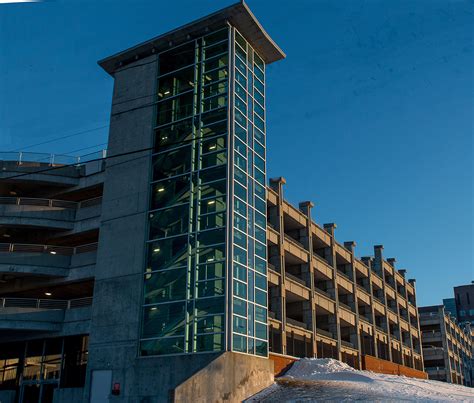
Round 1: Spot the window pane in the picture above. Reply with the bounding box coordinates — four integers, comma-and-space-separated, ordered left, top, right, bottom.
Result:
255, 289, 266, 306
195, 333, 224, 352
158, 66, 195, 100
153, 146, 192, 181
200, 196, 226, 214
233, 315, 247, 334
235, 123, 246, 142
155, 118, 194, 152
195, 296, 225, 316
235, 96, 247, 115
255, 323, 266, 340
203, 28, 228, 46
203, 81, 228, 98
235, 109, 246, 127
255, 182, 265, 200
254, 77, 264, 94
148, 235, 189, 271
201, 150, 226, 169
159, 42, 195, 76
199, 211, 226, 230
233, 333, 246, 352
254, 89, 264, 107
197, 279, 224, 298
255, 273, 267, 291
254, 114, 265, 132
234, 213, 246, 232
254, 196, 265, 215
202, 119, 227, 138
254, 154, 265, 172
233, 262, 246, 282
235, 82, 246, 100
197, 261, 225, 280
204, 41, 228, 59
144, 268, 187, 304
234, 197, 246, 216
203, 67, 228, 83
197, 228, 225, 247
203, 95, 227, 111
196, 315, 224, 334
234, 228, 246, 249
149, 204, 189, 239
235, 55, 246, 74
234, 182, 246, 202
233, 297, 246, 316
254, 65, 264, 83
200, 165, 226, 183
157, 92, 194, 126
235, 32, 247, 52
142, 301, 186, 338
233, 245, 247, 265
234, 166, 246, 186
198, 244, 225, 264
254, 168, 265, 186
255, 305, 267, 323
255, 256, 266, 275
204, 54, 228, 72
254, 53, 264, 72
235, 69, 247, 87
255, 340, 268, 356
140, 337, 185, 356
151, 176, 191, 210
254, 101, 264, 119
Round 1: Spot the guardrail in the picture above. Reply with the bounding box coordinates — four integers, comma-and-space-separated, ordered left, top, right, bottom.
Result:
340, 340, 354, 348
285, 272, 307, 286
0, 150, 107, 167
1, 296, 93, 309
316, 328, 333, 339
0, 242, 98, 255
0, 196, 102, 210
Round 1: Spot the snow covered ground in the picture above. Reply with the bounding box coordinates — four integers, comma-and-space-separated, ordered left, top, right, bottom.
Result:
247, 358, 474, 402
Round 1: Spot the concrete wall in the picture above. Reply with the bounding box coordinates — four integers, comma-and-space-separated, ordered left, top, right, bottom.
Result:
53, 387, 84, 403
173, 352, 274, 403
84, 53, 160, 401
0, 390, 15, 403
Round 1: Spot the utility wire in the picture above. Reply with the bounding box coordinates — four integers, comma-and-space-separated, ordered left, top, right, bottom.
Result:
10, 125, 109, 152
3, 133, 203, 181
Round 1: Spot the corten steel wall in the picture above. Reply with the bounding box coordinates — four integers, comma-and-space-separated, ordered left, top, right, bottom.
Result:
268, 353, 297, 376
362, 355, 428, 379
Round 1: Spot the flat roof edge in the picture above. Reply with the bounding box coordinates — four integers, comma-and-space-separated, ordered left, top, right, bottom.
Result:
98, 1, 285, 75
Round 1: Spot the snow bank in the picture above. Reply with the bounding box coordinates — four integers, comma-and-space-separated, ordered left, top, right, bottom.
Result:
247, 358, 474, 402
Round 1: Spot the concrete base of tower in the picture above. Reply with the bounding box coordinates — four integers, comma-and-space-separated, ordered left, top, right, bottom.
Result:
173, 352, 274, 402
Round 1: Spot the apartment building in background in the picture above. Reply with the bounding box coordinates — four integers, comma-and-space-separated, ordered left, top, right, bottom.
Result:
419, 305, 472, 386
0, 2, 427, 402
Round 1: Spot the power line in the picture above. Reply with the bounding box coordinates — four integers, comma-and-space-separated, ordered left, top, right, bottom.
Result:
64, 143, 108, 155
3, 133, 202, 181
10, 125, 109, 152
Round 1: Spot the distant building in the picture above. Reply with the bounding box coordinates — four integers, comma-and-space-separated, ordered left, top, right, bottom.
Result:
443, 298, 458, 320
454, 283, 474, 325
419, 305, 472, 386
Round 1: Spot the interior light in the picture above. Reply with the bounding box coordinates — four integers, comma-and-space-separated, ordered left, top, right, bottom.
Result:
207, 200, 216, 205
9, 191, 17, 196
164, 90, 171, 95
150, 307, 158, 311
157, 188, 165, 192
188, 81, 195, 87
158, 92, 163, 97
153, 248, 161, 253
207, 257, 215, 262
50, 251, 57, 255
208, 144, 217, 150
45, 292, 52, 296
161, 136, 168, 140
2, 234, 10, 238
205, 75, 211, 81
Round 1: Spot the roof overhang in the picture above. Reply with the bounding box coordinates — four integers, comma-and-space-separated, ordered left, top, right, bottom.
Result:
98, 1, 285, 75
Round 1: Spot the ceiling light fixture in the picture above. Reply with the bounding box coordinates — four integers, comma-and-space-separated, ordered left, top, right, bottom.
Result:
45, 292, 52, 296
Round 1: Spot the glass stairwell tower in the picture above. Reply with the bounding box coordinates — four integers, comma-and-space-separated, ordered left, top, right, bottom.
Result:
138, 12, 284, 358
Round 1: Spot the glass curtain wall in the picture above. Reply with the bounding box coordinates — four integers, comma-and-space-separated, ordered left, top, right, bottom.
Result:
141, 26, 230, 356
230, 29, 268, 357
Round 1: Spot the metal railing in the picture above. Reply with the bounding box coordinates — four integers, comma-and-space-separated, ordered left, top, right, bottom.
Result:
0, 242, 98, 255
340, 340, 354, 349
314, 287, 332, 299
0, 150, 107, 167
0, 196, 102, 210
338, 301, 354, 312
1, 296, 93, 310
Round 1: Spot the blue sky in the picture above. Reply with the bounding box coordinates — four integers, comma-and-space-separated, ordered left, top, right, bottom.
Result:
0, 0, 472, 305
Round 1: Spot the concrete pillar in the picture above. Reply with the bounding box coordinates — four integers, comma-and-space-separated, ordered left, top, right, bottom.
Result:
299, 201, 316, 357
270, 177, 287, 355
324, 223, 342, 361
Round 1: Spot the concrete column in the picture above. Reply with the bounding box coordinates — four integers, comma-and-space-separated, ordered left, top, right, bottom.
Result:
324, 223, 341, 361
270, 177, 287, 355
362, 256, 378, 359
344, 241, 362, 368
373, 244, 392, 362
299, 201, 316, 357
